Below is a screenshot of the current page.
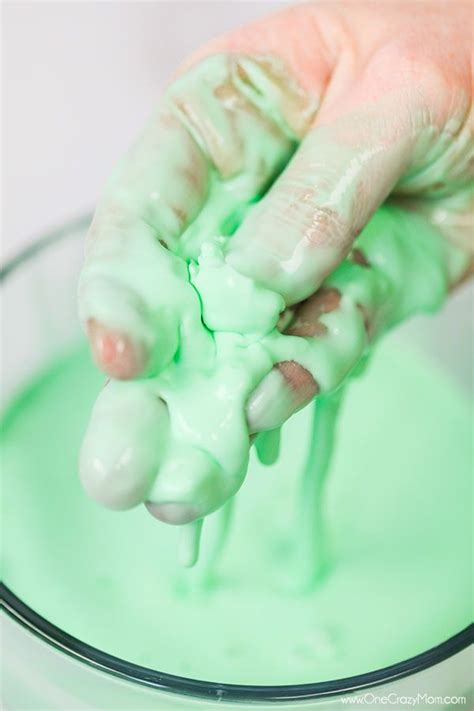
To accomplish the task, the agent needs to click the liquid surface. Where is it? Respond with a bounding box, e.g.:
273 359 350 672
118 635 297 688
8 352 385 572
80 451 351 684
2 338 471 685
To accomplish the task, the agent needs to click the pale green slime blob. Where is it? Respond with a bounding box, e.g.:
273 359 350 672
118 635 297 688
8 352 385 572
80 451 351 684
1 338 471 684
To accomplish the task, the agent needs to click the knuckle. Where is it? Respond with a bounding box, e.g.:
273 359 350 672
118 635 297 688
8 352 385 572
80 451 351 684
368 40 462 129
302 204 349 249
168 52 298 180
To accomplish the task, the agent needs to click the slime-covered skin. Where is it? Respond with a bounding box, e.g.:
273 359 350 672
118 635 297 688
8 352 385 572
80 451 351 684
79 55 470 563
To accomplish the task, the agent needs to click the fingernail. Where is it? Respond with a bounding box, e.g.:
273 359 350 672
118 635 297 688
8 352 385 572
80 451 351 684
247 363 318 433
87 319 148 380
247 368 295 433
79 276 155 377
277 361 318 401
285 288 341 338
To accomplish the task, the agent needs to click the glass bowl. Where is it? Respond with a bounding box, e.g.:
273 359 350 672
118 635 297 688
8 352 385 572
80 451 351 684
1 217 472 710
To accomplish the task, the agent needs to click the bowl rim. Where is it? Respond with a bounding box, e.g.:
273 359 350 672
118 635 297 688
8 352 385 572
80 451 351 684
1 216 472 703
2 586 472 704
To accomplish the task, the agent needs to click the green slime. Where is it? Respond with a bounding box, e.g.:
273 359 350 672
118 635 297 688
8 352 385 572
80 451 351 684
4 54 470 686
78 56 468 566
1 338 471 685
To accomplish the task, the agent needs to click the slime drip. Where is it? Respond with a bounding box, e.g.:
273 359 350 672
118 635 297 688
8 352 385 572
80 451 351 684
78 55 469 566
294 393 344 589
179 520 204 568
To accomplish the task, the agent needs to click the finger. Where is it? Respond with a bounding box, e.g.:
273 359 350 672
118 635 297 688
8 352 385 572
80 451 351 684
79 54 317 379
79 105 209 378
87 109 211 255
246 359 318 434
79 234 186 379
79 380 169 510
168 54 313 184
226 52 464 305
145 443 227 524
86 319 148 381
247 203 470 432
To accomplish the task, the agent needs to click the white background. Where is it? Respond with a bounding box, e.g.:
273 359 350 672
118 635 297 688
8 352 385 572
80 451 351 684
3 0 284 257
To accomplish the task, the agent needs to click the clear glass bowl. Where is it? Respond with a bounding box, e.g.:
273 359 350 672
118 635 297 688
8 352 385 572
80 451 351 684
1 217 472 710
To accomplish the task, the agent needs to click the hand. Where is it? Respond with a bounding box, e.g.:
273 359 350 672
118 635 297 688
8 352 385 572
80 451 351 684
79 1 473 521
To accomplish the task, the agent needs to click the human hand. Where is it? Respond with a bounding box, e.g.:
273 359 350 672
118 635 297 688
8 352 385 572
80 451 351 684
79 2 473 524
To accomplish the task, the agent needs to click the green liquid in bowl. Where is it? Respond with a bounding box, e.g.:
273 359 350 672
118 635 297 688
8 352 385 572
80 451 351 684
1 335 471 685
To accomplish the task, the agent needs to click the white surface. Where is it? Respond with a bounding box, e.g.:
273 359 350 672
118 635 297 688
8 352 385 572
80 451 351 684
2 0 284 258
